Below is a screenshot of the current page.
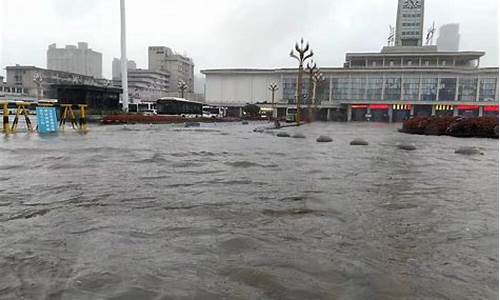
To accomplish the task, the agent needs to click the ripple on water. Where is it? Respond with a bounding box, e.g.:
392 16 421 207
225 161 279 169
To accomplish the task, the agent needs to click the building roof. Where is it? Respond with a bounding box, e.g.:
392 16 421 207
157 97 205 105
346 46 485 59
52 84 122 93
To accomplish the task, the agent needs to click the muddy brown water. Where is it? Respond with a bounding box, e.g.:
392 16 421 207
0 122 498 300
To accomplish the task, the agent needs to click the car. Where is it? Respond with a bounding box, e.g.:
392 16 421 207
142 109 157 116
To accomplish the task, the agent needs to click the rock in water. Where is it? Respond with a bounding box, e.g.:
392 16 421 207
316 136 333 143
398 144 416 151
350 139 369 146
242 121 249 125
277 132 291 138
185 122 201 128
292 133 306 139
455 147 484 155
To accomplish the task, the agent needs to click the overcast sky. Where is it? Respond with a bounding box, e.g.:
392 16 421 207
1 0 498 92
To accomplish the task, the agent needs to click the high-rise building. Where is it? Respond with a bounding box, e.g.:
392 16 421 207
148 46 194 93
47 42 103 78
112 58 137 80
437 24 460 51
395 0 425 46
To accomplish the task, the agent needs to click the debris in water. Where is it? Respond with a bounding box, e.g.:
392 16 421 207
316 136 333 143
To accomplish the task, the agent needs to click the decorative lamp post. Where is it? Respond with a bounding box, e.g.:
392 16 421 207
312 71 325 119
290 38 314 126
33 72 43 101
268 82 279 120
306 60 318 121
178 80 188 99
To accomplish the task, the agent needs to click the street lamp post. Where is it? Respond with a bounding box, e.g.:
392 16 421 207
268 82 279 120
33 72 43 101
178 80 188 99
306 60 318 121
312 71 325 119
290 38 313 126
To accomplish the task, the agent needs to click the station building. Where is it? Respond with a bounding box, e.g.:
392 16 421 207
201 0 498 121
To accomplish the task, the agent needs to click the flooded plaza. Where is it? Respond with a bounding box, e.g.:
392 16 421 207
0 122 498 299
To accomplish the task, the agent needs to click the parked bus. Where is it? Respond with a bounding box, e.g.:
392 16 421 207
129 102 157 115
156 97 203 116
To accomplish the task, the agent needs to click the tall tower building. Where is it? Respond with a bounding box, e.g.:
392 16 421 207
148 46 195 93
47 42 103 78
395 0 425 46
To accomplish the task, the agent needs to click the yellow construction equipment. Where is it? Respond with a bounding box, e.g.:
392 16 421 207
11 102 34 133
1 102 10 135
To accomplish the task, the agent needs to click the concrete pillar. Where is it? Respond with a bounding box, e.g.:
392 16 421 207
326 108 331 121
410 105 415 117
347 105 352 122
431 105 436 116
479 106 484 117
329 77 333 103
388 107 394 123
453 107 459 117
239 107 243 118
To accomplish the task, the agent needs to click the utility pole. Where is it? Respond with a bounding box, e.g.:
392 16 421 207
120 0 129 111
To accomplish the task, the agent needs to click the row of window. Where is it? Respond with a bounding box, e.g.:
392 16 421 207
281 77 497 103
0 86 25 94
402 14 421 18
402 22 420 27
402 31 420 36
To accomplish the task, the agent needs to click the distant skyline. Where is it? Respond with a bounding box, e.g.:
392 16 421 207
1 0 498 92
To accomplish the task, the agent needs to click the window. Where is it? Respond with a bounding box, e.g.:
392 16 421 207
366 76 383 101
384 76 401 101
403 77 420 101
421 78 438 101
458 78 477 101
438 78 457 101
331 77 350 101
479 78 497 102
351 76 366 100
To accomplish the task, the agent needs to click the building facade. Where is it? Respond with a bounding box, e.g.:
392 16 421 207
148 46 195 93
0 75 31 101
202 46 498 121
112 69 170 102
201 0 498 122
5 65 109 100
437 24 460 51
47 42 103 78
112 58 137 81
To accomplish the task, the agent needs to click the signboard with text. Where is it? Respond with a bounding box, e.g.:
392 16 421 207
36 107 58 133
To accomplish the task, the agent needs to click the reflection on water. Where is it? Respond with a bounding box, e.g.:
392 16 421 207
0 122 498 299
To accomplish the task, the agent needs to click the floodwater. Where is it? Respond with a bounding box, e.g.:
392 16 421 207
0 122 498 300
